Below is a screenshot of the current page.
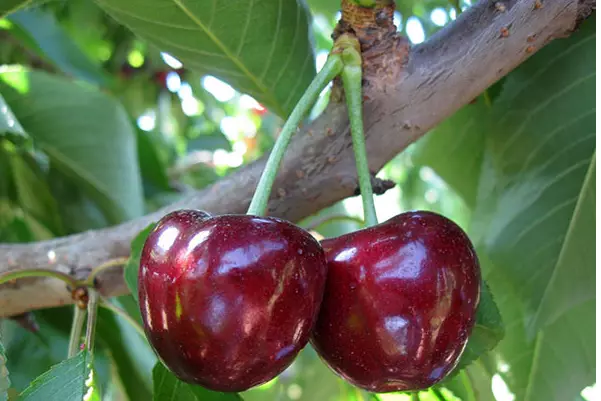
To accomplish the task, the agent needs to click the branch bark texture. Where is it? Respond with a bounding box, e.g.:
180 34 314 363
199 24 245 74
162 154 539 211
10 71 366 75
0 0 592 317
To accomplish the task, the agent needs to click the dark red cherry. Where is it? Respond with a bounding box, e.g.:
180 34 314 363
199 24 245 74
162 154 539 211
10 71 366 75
153 70 169 89
138 210 328 392
311 211 481 392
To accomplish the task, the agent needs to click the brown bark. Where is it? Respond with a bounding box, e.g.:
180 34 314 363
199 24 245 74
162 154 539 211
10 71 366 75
0 0 593 317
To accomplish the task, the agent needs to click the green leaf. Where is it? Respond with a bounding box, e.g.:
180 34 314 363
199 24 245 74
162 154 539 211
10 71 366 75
0 0 31 18
413 16 595 401
469 18 596 401
3 311 70 392
412 99 488 208
96 307 155 401
0 92 28 146
19 350 93 401
0 335 9 401
0 69 144 224
9 152 63 235
137 129 172 192
454 280 504 371
94 0 316 117
530 155 595 329
2 307 113 397
124 224 157 303
442 362 496 401
153 363 242 401
47 168 110 233
8 9 109 86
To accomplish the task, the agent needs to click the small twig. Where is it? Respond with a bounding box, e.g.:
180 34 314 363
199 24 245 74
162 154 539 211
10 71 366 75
85 257 129 287
0 269 78 290
67 305 86 358
85 288 99 354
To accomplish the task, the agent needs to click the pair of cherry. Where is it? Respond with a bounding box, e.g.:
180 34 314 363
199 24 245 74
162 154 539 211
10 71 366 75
138 209 481 393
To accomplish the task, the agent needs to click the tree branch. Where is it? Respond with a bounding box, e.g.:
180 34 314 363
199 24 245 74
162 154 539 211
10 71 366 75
0 0 592 317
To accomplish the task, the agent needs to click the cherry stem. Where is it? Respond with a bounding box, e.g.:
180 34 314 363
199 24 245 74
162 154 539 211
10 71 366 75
84 288 99 354
0 269 78 290
410 392 421 401
339 41 379 227
98 297 146 339
67 305 86 358
246 53 344 216
84 257 129 287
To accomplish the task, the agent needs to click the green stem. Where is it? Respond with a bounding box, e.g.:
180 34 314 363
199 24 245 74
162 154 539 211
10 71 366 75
84 257 129 287
99 297 146 338
410 392 420 401
85 288 99 355
68 305 86 358
340 59 378 227
0 269 78 290
246 54 344 216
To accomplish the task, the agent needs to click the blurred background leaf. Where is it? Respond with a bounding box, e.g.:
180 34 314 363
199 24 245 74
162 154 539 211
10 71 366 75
93 0 316 117
8 8 109 85
0 69 144 224
0 334 8 401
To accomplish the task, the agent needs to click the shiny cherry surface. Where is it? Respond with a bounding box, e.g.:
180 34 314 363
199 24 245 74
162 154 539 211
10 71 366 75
311 211 480 392
139 210 328 392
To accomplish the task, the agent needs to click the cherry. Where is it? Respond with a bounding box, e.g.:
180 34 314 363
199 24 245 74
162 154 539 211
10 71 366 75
138 210 328 392
311 211 481 392
153 70 169 89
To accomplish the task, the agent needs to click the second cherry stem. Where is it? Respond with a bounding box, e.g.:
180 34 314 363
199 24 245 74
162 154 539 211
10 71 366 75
339 37 379 227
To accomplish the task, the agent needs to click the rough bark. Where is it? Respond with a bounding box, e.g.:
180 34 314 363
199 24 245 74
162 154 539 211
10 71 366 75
0 0 593 317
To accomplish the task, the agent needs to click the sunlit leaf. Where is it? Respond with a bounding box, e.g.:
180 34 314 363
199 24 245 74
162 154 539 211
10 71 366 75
0 92 27 142
470 18 595 401
153 363 242 401
94 0 316 117
8 9 109 85
413 16 595 401
0 70 145 223
442 362 495 401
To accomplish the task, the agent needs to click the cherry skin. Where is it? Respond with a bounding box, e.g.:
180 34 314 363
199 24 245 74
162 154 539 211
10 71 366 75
311 211 481 392
138 210 328 392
